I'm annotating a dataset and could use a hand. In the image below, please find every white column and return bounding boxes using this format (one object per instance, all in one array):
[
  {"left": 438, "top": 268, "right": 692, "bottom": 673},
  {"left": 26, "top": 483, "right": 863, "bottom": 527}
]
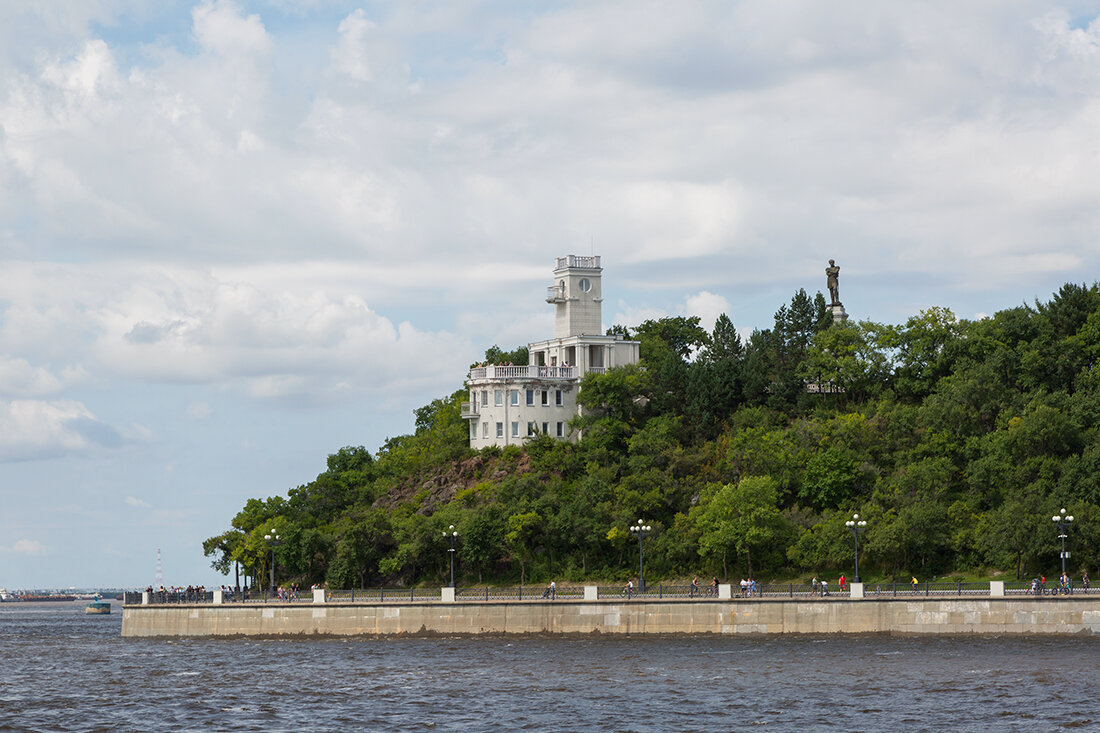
[
  {"left": 990, "top": 581, "right": 1005, "bottom": 597},
  {"left": 441, "top": 587, "right": 456, "bottom": 603},
  {"left": 212, "top": 590, "right": 224, "bottom": 605},
  {"left": 141, "top": 591, "right": 150, "bottom": 605},
  {"left": 313, "top": 588, "right": 326, "bottom": 604},
  {"left": 850, "top": 582, "right": 864, "bottom": 599},
  {"left": 718, "top": 584, "right": 732, "bottom": 599},
  {"left": 584, "top": 585, "right": 598, "bottom": 601}
]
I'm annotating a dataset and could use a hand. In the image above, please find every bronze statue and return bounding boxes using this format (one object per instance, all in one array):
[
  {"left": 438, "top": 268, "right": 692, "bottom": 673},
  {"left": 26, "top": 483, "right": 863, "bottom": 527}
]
[{"left": 825, "top": 259, "right": 840, "bottom": 305}]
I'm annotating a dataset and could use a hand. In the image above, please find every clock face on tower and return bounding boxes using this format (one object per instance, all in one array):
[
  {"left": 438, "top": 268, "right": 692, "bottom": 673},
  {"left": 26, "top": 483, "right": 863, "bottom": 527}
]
[{"left": 578, "top": 278, "right": 591, "bottom": 293}]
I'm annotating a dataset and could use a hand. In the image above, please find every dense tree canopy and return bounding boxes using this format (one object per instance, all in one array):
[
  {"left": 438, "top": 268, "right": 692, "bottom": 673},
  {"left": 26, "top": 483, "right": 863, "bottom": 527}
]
[{"left": 207, "top": 283, "right": 1100, "bottom": 589}]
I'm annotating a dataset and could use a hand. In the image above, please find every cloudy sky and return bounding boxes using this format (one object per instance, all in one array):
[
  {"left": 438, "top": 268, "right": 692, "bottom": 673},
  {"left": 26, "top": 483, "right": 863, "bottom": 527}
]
[{"left": 2, "top": 0, "right": 1099, "bottom": 589}]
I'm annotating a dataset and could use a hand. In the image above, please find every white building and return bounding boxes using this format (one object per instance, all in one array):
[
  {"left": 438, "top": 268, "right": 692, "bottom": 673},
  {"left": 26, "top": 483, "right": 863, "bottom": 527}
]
[{"left": 463, "top": 255, "right": 640, "bottom": 447}]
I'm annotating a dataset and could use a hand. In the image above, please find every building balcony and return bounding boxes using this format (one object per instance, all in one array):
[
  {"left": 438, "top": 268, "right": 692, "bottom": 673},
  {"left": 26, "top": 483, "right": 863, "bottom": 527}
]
[
  {"left": 555, "top": 255, "right": 600, "bottom": 271},
  {"left": 467, "top": 365, "right": 577, "bottom": 382},
  {"left": 546, "top": 285, "right": 566, "bottom": 303},
  {"left": 460, "top": 401, "right": 478, "bottom": 419}
]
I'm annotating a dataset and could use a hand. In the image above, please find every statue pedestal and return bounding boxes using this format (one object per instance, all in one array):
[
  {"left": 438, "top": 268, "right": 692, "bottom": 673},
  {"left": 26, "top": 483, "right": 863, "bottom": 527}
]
[{"left": 828, "top": 303, "right": 848, "bottom": 324}]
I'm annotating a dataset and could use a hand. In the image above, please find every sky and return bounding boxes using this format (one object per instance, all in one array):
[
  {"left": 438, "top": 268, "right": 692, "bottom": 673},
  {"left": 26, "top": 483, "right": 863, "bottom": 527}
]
[{"left": 2, "top": 0, "right": 1100, "bottom": 589}]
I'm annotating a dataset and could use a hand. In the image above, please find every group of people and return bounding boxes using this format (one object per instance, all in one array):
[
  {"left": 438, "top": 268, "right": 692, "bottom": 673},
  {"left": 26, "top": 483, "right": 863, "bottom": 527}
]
[
  {"left": 688, "top": 576, "right": 721, "bottom": 597},
  {"left": 1026, "top": 572, "right": 1090, "bottom": 595},
  {"left": 143, "top": 585, "right": 209, "bottom": 602},
  {"left": 276, "top": 583, "right": 302, "bottom": 601}
]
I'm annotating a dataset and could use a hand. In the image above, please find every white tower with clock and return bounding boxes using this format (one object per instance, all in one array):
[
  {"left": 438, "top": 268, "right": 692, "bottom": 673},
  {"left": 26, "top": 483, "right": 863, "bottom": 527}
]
[
  {"left": 548, "top": 256, "right": 603, "bottom": 338},
  {"left": 462, "top": 255, "right": 640, "bottom": 448}
]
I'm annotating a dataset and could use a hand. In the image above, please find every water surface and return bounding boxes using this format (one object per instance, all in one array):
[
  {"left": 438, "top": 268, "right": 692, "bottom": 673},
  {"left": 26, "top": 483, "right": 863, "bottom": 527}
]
[{"left": 1, "top": 602, "right": 1096, "bottom": 731}]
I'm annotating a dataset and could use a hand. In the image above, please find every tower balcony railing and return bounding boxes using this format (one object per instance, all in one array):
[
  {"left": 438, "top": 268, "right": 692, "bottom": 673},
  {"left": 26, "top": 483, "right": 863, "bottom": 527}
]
[
  {"left": 460, "top": 402, "right": 478, "bottom": 419},
  {"left": 546, "top": 285, "right": 566, "bottom": 303},
  {"left": 555, "top": 255, "right": 600, "bottom": 270},
  {"left": 467, "top": 365, "right": 577, "bottom": 382}
]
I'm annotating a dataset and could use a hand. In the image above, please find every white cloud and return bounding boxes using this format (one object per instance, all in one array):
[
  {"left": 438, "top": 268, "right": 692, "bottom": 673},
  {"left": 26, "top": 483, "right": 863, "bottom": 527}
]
[
  {"left": 0, "top": 399, "right": 122, "bottom": 461},
  {"left": 192, "top": 0, "right": 271, "bottom": 58},
  {"left": 682, "top": 291, "right": 732, "bottom": 334},
  {"left": 0, "top": 358, "right": 78, "bottom": 398},
  {"left": 12, "top": 539, "right": 47, "bottom": 556},
  {"left": 0, "top": 262, "right": 471, "bottom": 408},
  {"left": 125, "top": 496, "right": 152, "bottom": 508},
  {"left": 332, "top": 9, "right": 376, "bottom": 82}
]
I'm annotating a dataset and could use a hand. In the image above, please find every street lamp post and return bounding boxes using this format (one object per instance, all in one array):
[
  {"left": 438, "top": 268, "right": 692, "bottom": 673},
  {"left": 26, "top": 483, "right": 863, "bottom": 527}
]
[
  {"left": 1052, "top": 508, "right": 1074, "bottom": 581},
  {"left": 844, "top": 514, "right": 867, "bottom": 584},
  {"left": 263, "top": 532, "right": 282, "bottom": 595},
  {"left": 630, "top": 520, "right": 652, "bottom": 591},
  {"left": 444, "top": 525, "right": 458, "bottom": 588}
]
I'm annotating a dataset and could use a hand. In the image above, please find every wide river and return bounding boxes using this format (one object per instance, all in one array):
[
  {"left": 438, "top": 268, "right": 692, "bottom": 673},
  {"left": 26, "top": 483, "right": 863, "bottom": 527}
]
[{"left": 2, "top": 602, "right": 1097, "bottom": 731}]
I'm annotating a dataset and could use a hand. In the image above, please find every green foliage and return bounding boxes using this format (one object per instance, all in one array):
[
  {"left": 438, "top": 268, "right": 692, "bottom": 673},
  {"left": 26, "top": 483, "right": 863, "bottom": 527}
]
[
  {"left": 633, "top": 316, "right": 710, "bottom": 362},
  {"left": 206, "top": 280, "right": 1100, "bottom": 588},
  {"left": 476, "top": 344, "right": 530, "bottom": 368},
  {"left": 692, "top": 476, "right": 792, "bottom": 578}
]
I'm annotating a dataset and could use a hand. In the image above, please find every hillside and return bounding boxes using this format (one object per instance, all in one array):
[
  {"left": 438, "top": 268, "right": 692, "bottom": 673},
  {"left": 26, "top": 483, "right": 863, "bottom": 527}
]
[{"left": 205, "top": 284, "right": 1100, "bottom": 588}]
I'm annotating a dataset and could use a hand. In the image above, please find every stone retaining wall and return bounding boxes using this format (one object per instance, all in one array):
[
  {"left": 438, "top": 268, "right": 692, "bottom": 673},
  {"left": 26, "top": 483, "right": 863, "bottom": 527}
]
[{"left": 121, "top": 597, "right": 1100, "bottom": 637}]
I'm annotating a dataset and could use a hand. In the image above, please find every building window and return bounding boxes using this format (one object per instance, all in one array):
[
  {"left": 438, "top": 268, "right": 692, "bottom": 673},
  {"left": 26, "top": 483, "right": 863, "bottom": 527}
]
[
  {"left": 481, "top": 390, "right": 488, "bottom": 407},
  {"left": 496, "top": 422, "right": 503, "bottom": 438},
  {"left": 541, "top": 390, "right": 549, "bottom": 405},
  {"left": 555, "top": 390, "right": 563, "bottom": 406},
  {"left": 470, "top": 422, "right": 477, "bottom": 439},
  {"left": 482, "top": 422, "right": 488, "bottom": 438},
  {"left": 511, "top": 422, "right": 519, "bottom": 437},
  {"left": 510, "top": 390, "right": 519, "bottom": 406},
  {"left": 494, "top": 390, "right": 503, "bottom": 406},
  {"left": 556, "top": 422, "right": 564, "bottom": 437},
  {"left": 542, "top": 422, "right": 549, "bottom": 435},
  {"left": 527, "top": 421, "right": 536, "bottom": 437},
  {"left": 526, "top": 389, "right": 534, "bottom": 406}
]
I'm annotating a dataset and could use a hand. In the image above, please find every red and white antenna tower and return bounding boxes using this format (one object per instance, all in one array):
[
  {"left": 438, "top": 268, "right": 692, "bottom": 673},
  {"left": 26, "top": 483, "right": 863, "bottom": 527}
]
[{"left": 155, "top": 548, "right": 163, "bottom": 587}]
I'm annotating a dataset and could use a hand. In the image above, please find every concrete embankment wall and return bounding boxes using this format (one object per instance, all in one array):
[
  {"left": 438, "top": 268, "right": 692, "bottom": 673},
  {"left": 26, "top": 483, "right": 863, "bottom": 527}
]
[{"left": 121, "top": 597, "right": 1100, "bottom": 638}]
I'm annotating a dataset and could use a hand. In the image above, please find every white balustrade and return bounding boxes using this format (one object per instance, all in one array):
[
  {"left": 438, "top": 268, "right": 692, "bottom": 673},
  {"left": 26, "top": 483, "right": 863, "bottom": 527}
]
[{"left": 466, "top": 365, "right": 577, "bottom": 381}]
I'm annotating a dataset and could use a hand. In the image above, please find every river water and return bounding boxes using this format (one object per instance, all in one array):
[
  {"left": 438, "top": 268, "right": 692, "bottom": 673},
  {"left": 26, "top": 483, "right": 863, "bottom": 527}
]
[{"left": 1, "top": 602, "right": 1097, "bottom": 732}]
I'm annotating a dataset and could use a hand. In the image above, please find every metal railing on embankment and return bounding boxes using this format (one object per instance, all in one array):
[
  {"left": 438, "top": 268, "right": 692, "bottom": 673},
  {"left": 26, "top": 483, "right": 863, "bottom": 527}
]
[
  {"left": 455, "top": 586, "right": 586, "bottom": 601},
  {"left": 126, "top": 580, "right": 1096, "bottom": 606},
  {"left": 325, "top": 588, "right": 441, "bottom": 603},
  {"left": 125, "top": 591, "right": 214, "bottom": 604}
]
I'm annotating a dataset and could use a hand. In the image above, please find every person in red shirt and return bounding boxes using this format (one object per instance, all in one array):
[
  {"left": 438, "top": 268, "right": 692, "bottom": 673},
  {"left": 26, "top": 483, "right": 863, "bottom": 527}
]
[{"left": 839, "top": 574, "right": 847, "bottom": 593}]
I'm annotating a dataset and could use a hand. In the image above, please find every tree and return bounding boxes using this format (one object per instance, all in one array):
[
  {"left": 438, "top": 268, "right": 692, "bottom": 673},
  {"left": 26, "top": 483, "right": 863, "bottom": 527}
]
[
  {"left": 460, "top": 506, "right": 506, "bottom": 583},
  {"left": 685, "top": 314, "right": 744, "bottom": 436},
  {"left": 325, "top": 508, "right": 393, "bottom": 588},
  {"left": 797, "top": 320, "right": 890, "bottom": 404},
  {"left": 742, "top": 289, "right": 831, "bottom": 408},
  {"left": 577, "top": 363, "right": 650, "bottom": 419},
  {"left": 885, "top": 306, "right": 961, "bottom": 400},
  {"left": 800, "top": 447, "right": 862, "bottom": 511},
  {"left": 691, "top": 476, "right": 790, "bottom": 578},
  {"left": 633, "top": 316, "right": 710, "bottom": 362},
  {"left": 476, "top": 344, "right": 530, "bottom": 367},
  {"left": 505, "top": 511, "right": 543, "bottom": 585}
]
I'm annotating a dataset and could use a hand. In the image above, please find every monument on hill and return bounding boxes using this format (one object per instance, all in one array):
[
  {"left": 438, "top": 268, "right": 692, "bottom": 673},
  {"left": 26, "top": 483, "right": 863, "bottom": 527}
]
[{"left": 825, "top": 259, "right": 848, "bottom": 324}]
